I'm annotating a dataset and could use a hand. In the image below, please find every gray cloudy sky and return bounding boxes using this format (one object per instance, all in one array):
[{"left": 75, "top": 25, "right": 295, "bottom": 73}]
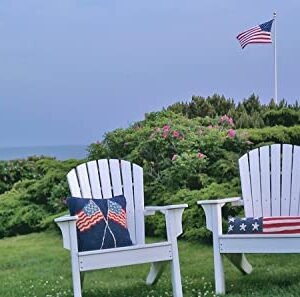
[{"left": 0, "top": 0, "right": 299, "bottom": 147}]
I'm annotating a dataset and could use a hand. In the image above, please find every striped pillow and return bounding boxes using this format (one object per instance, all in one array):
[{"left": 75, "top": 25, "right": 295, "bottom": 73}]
[{"left": 227, "top": 216, "right": 300, "bottom": 234}]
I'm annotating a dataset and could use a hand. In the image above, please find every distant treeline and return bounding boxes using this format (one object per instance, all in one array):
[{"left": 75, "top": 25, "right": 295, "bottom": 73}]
[{"left": 167, "top": 94, "right": 300, "bottom": 128}]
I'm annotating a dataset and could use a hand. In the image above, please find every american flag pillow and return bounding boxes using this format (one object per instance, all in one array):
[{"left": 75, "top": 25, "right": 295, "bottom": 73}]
[
  {"left": 228, "top": 216, "right": 300, "bottom": 234},
  {"left": 67, "top": 195, "right": 132, "bottom": 251}
]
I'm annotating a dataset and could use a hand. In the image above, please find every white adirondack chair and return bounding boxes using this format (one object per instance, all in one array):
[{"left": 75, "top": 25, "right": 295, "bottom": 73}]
[
  {"left": 198, "top": 144, "right": 300, "bottom": 295},
  {"left": 55, "top": 159, "right": 187, "bottom": 297}
]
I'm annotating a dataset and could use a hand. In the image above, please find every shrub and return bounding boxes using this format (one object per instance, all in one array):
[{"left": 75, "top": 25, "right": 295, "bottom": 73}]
[
  {"left": 0, "top": 158, "right": 81, "bottom": 238},
  {"left": 263, "top": 109, "right": 300, "bottom": 127}
]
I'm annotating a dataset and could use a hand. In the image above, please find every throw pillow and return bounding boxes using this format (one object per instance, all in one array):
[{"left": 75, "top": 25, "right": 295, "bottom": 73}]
[
  {"left": 67, "top": 195, "right": 133, "bottom": 252},
  {"left": 228, "top": 216, "right": 300, "bottom": 234}
]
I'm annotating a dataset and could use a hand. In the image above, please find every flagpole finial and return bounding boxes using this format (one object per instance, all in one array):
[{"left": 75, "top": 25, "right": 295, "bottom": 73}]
[{"left": 273, "top": 12, "right": 277, "bottom": 18}]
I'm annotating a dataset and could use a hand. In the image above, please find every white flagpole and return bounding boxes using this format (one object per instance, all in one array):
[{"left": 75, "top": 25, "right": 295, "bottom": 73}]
[{"left": 273, "top": 12, "right": 278, "bottom": 104}]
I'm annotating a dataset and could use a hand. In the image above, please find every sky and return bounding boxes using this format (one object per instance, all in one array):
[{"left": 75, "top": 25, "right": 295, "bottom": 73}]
[{"left": 0, "top": 0, "right": 299, "bottom": 147}]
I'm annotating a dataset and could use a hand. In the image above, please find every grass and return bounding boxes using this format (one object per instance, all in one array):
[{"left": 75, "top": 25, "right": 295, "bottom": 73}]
[{"left": 1, "top": 231, "right": 300, "bottom": 297}]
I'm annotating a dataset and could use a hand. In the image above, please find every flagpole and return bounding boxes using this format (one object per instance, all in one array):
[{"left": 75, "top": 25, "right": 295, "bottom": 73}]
[{"left": 273, "top": 12, "right": 278, "bottom": 104}]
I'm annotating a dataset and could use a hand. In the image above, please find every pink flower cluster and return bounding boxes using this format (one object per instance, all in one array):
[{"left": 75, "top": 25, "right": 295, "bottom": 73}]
[
  {"left": 171, "top": 152, "right": 206, "bottom": 161},
  {"left": 207, "top": 125, "right": 220, "bottom": 129},
  {"left": 227, "top": 129, "right": 236, "bottom": 138},
  {"left": 156, "top": 125, "right": 183, "bottom": 140},
  {"left": 219, "top": 115, "right": 234, "bottom": 126},
  {"left": 197, "top": 152, "right": 205, "bottom": 159}
]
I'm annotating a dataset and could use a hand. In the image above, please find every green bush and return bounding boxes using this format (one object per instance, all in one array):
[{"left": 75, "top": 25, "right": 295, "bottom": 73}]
[
  {"left": 0, "top": 157, "right": 46, "bottom": 195},
  {"left": 0, "top": 158, "right": 81, "bottom": 238},
  {"left": 246, "top": 126, "right": 300, "bottom": 146},
  {"left": 263, "top": 109, "right": 300, "bottom": 127}
]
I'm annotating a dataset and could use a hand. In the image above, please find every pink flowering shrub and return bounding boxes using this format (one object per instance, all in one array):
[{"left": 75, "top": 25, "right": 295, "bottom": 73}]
[{"left": 87, "top": 110, "right": 257, "bottom": 240}]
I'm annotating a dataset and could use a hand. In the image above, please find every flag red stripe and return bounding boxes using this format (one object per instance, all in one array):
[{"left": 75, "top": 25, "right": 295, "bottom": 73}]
[
  {"left": 77, "top": 213, "right": 104, "bottom": 229},
  {"left": 263, "top": 216, "right": 300, "bottom": 221},
  {"left": 77, "top": 216, "right": 103, "bottom": 230},
  {"left": 236, "top": 26, "right": 259, "bottom": 39},
  {"left": 263, "top": 222, "right": 300, "bottom": 228},
  {"left": 240, "top": 35, "right": 271, "bottom": 48},
  {"left": 77, "top": 211, "right": 103, "bottom": 225},
  {"left": 77, "top": 216, "right": 103, "bottom": 228},
  {"left": 108, "top": 212, "right": 127, "bottom": 228},
  {"left": 241, "top": 40, "right": 272, "bottom": 49},
  {"left": 77, "top": 212, "right": 104, "bottom": 226},
  {"left": 239, "top": 30, "right": 269, "bottom": 43},
  {"left": 240, "top": 33, "right": 271, "bottom": 46},
  {"left": 108, "top": 213, "right": 127, "bottom": 223},
  {"left": 77, "top": 215, "right": 104, "bottom": 231},
  {"left": 263, "top": 229, "right": 300, "bottom": 234}
]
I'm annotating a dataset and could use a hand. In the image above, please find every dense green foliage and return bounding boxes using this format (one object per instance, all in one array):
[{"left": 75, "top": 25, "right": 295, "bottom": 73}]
[
  {"left": 2, "top": 231, "right": 300, "bottom": 297},
  {"left": 167, "top": 94, "right": 300, "bottom": 128},
  {"left": 1, "top": 95, "right": 300, "bottom": 241},
  {"left": 0, "top": 157, "right": 81, "bottom": 238}
]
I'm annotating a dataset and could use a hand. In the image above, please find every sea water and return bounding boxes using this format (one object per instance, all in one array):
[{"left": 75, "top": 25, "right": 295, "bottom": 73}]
[{"left": 0, "top": 145, "right": 88, "bottom": 161}]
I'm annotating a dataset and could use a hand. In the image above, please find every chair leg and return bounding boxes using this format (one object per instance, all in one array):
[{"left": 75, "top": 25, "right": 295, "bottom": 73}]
[
  {"left": 170, "top": 250, "right": 183, "bottom": 297},
  {"left": 80, "top": 272, "right": 85, "bottom": 287},
  {"left": 226, "top": 253, "right": 253, "bottom": 275},
  {"left": 71, "top": 258, "right": 82, "bottom": 297},
  {"left": 213, "top": 247, "right": 225, "bottom": 295},
  {"left": 146, "top": 262, "right": 167, "bottom": 285}
]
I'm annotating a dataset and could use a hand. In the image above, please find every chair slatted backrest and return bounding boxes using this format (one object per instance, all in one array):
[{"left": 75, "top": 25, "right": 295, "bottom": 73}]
[
  {"left": 67, "top": 159, "right": 145, "bottom": 245},
  {"left": 239, "top": 144, "right": 300, "bottom": 217}
]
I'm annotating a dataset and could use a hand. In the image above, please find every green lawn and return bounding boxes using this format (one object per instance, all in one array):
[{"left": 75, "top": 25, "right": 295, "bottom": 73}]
[{"left": 1, "top": 232, "right": 300, "bottom": 297}]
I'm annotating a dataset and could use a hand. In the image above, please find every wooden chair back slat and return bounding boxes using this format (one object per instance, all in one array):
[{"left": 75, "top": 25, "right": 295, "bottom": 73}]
[
  {"left": 87, "top": 161, "right": 102, "bottom": 199},
  {"left": 67, "top": 169, "right": 82, "bottom": 198},
  {"left": 249, "top": 149, "right": 263, "bottom": 217},
  {"left": 97, "top": 160, "right": 113, "bottom": 198},
  {"left": 109, "top": 159, "right": 123, "bottom": 197},
  {"left": 270, "top": 144, "right": 281, "bottom": 216},
  {"left": 259, "top": 146, "right": 271, "bottom": 216},
  {"left": 133, "top": 164, "right": 145, "bottom": 245},
  {"left": 291, "top": 147, "right": 300, "bottom": 215},
  {"left": 281, "top": 144, "right": 293, "bottom": 215},
  {"left": 239, "top": 154, "right": 254, "bottom": 217},
  {"left": 76, "top": 164, "right": 93, "bottom": 198},
  {"left": 120, "top": 160, "right": 136, "bottom": 244}
]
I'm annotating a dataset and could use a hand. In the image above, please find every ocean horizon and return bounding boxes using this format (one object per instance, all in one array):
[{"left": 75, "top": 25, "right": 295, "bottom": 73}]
[{"left": 0, "top": 145, "right": 88, "bottom": 161}]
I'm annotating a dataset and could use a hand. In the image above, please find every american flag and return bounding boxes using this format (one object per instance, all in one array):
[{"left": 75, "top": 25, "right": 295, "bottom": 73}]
[
  {"left": 228, "top": 216, "right": 300, "bottom": 234},
  {"left": 236, "top": 19, "right": 273, "bottom": 49},
  {"left": 107, "top": 200, "right": 127, "bottom": 229},
  {"left": 76, "top": 200, "right": 104, "bottom": 232}
]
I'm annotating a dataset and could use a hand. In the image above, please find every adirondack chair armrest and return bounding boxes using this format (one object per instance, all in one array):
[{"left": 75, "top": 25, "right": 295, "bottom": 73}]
[
  {"left": 197, "top": 197, "right": 242, "bottom": 233},
  {"left": 144, "top": 204, "right": 188, "bottom": 238},
  {"left": 54, "top": 215, "right": 78, "bottom": 250},
  {"left": 197, "top": 197, "right": 242, "bottom": 206},
  {"left": 144, "top": 204, "right": 188, "bottom": 215}
]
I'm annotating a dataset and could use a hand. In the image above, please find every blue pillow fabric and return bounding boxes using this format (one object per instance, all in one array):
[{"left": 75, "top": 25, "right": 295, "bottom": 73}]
[
  {"left": 227, "top": 217, "right": 263, "bottom": 234},
  {"left": 67, "top": 195, "right": 133, "bottom": 252}
]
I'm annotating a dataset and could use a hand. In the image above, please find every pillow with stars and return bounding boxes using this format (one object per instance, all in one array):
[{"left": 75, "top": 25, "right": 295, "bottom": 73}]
[
  {"left": 227, "top": 216, "right": 300, "bottom": 234},
  {"left": 227, "top": 217, "right": 262, "bottom": 234}
]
